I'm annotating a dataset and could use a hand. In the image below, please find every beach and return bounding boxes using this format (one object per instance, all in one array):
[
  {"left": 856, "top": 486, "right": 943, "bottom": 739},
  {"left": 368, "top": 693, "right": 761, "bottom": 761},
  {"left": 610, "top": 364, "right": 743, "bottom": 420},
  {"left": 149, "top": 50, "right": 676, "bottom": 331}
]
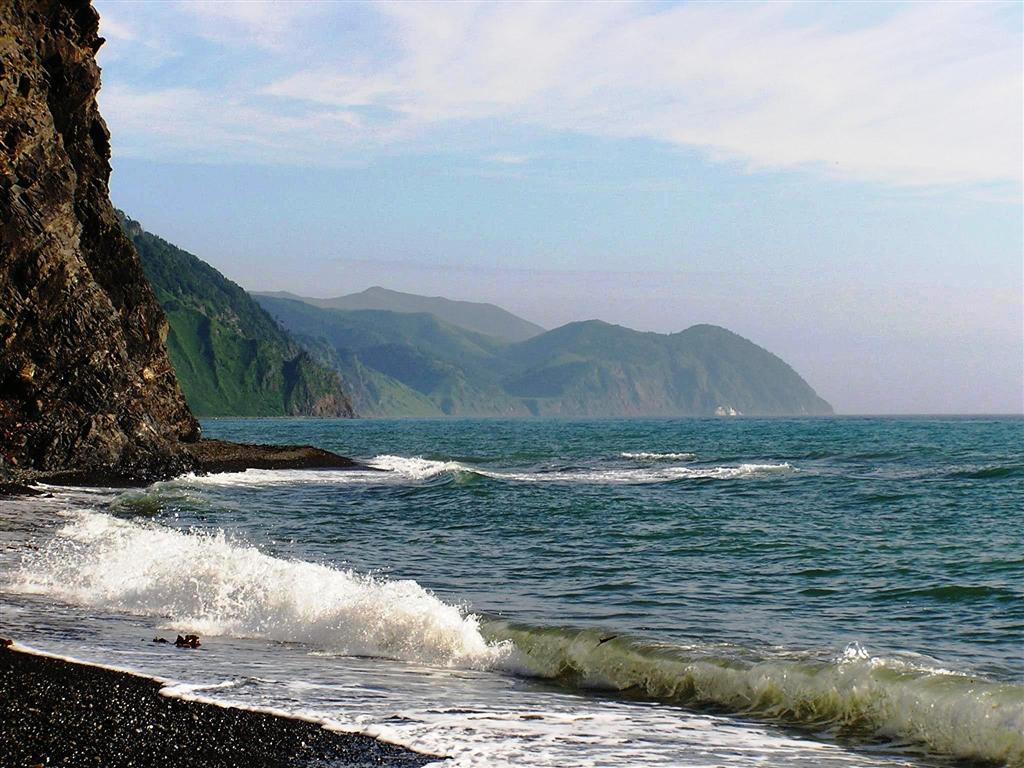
[{"left": 0, "top": 639, "right": 435, "bottom": 767}]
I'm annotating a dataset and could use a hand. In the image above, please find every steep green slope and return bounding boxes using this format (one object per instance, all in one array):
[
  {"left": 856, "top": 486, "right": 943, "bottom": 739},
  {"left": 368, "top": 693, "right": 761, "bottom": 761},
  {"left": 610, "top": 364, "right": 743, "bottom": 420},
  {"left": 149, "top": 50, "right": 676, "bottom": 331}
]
[
  {"left": 256, "top": 297, "right": 833, "bottom": 417},
  {"left": 123, "top": 216, "right": 353, "bottom": 418},
  {"left": 283, "top": 335, "right": 444, "bottom": 418},
  {"left": 256, "top": 296, "right": 527, "bottom": 416},
  {"left": 258, "top": 286, "right": 545, "bottom": 343}
]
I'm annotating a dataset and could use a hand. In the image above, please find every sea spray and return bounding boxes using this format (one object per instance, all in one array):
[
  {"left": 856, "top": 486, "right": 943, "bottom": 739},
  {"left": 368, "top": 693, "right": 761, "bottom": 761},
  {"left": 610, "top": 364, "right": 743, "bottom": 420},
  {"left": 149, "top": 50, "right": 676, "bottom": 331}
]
[
  {"left": 15, "top": 511, "right": 511, "bottom": 669},
  {"left": 12, "top": 509, "right": 1024, "bottom": 765}
]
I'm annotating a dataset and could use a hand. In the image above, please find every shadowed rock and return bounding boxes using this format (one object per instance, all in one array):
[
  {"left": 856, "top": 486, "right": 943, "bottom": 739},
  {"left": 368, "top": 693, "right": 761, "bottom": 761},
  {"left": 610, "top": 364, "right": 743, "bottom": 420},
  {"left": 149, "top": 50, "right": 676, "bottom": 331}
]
[
  {"left": 0, "top": 0, "right": 199, "bottom": 482},
  {"left": 0, "top": 1, "right": 360, "bottom": 494},
  {"left": 186, "top": 439, "right": 366, "bottom": 474}
]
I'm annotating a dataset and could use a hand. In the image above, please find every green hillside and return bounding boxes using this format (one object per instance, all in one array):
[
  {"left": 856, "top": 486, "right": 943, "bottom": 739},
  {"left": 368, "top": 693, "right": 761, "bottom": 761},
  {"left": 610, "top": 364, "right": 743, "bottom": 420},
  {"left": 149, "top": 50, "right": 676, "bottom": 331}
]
[
  {"left": 256, "top": 296, "right": 833, "bottom": 417},
  {"left": 123, "top": 215, "right": 353, "bottom": 418},
  {"left": 257, "top": 286, "right": 545, "bottom": 342},
  {"left": 255, "top": 298, "right": 526, "bottom": 416},
  {"left": 504, "top": 321, "right": 832, "bottom": 416}
]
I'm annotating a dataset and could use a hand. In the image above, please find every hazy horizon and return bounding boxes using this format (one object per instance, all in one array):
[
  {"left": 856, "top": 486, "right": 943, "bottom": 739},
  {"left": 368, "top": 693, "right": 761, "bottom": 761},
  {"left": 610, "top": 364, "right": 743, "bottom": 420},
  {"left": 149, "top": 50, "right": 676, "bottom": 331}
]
[{"left": 96, "top": 1, "right": 1022, "bottom": 416}]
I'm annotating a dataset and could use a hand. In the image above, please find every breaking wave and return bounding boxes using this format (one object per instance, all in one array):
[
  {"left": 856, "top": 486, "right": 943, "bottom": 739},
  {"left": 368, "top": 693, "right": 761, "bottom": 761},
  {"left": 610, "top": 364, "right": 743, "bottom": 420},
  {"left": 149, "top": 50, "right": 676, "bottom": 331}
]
[
  {"left": 14, "top": 511, "right": 509, "bottom": 669},
  {"left": 179, "top": 455, "right": 795, "bottom": 487},
  {"left": 488, "top": 622, "right": 1024, "bottom": 766},
  {"left": 12, "top": 510, "right": 1023, "bottom": 765}
]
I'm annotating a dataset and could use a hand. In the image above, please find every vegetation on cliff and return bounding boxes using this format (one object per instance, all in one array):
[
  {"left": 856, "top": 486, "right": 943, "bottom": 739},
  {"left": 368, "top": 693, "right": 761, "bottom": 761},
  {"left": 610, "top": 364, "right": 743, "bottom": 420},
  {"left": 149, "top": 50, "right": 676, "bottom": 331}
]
[{"left": 123, "top": 216, "right": 353, "bottom": 418}]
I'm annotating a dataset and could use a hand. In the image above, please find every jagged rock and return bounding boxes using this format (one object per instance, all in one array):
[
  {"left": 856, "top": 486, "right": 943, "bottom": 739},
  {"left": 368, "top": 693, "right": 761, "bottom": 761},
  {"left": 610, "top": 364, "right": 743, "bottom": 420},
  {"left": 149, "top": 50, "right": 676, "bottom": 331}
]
[{"left": 0, "top": 0, "right": 200, "bottom": 481}]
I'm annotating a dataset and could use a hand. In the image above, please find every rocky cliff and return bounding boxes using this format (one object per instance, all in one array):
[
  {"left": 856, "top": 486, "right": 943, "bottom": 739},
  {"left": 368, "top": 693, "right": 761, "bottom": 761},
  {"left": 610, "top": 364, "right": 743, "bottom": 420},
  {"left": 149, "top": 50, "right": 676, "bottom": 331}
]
[{"left": 0, "top": 0, "right": 200, "bottom": 481}]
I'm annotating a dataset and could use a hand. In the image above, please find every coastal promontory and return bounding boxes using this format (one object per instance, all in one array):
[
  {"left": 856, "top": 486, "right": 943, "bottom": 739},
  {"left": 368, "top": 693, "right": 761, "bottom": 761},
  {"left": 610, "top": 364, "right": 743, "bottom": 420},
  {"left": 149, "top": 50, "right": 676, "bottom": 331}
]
[
  {"left": 0, "top": 0, "right": 357, "bottom": 488},
  {"left": 0, "top": 0, "right": 200, "bottom": 481}
]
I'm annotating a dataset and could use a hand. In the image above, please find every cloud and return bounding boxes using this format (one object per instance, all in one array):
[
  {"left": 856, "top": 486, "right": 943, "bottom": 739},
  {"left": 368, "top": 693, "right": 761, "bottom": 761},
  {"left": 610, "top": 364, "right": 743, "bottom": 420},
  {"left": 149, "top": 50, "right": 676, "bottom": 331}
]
[
  {"left": 176, "top": 0, "right": 328, "bottom": 52},
  {"left": 97, "top": 12, "right": 136, "bottom": 42},
  {"left": 98, "top": 84, "right": 367, "bottom": 165},
  {"left": 486, "top": 154, "right": 530, "bottom": 165},
  {"left": 97, "top": 1, "right": 1021, "bottom": 187}
]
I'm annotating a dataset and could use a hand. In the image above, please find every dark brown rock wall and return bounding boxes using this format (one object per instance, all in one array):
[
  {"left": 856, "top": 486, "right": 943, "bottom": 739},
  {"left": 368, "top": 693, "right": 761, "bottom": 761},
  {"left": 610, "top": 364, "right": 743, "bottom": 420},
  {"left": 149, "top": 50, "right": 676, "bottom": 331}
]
[{"left": 0, "top": 0, "right": 200, "bottom": 480}]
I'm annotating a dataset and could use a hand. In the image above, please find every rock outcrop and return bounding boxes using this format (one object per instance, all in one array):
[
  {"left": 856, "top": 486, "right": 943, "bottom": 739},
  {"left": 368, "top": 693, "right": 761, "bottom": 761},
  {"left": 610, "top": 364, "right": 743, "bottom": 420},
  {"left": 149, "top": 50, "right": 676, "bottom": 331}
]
[{"left": 0, "top": 0, "right": 200, "bottom": 481}]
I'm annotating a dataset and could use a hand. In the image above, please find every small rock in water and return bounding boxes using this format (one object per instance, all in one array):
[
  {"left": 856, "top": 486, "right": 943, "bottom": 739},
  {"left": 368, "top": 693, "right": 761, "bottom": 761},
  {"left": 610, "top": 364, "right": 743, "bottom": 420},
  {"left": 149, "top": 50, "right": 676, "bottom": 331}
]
[
  {"left": 174, "top": 634, "right": 201, "bottom": 649},
  {"left": 152, "top": 637, "right": 168, "bottom": 644}
]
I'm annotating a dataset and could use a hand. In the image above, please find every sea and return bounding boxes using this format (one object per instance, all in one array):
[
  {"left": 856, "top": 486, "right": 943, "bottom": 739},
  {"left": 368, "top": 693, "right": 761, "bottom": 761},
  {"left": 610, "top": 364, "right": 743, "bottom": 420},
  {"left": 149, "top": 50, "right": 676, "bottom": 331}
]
[{"left": 1, "top": 417, "right": 1022, "bottom": 767}]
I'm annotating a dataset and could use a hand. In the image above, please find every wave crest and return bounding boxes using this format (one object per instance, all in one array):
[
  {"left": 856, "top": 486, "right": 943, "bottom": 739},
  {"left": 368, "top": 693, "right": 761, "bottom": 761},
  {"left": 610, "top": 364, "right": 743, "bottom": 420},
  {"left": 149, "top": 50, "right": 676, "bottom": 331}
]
[
  {"left": 171, "top": 455, "right": 795, "bottom": 488},
  {"left": 13, "top": 511, "right": 1023, "bottom": 765},
  {"left": 14, "top": 512, "right": 509, "bottom": 669},
  {"left": 620, "top": 452, "right": 697, "bottom": 461},
  {"left": 485, "top": 622, "right": 1024, "bottom": 766}
]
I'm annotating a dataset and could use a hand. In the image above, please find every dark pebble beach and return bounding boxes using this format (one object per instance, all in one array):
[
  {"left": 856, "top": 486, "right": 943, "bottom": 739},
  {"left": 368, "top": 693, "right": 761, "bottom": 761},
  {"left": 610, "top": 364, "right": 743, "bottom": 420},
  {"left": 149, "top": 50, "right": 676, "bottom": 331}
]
[{"left": 0, "top": 641, "right": 438, "bottom": 768}]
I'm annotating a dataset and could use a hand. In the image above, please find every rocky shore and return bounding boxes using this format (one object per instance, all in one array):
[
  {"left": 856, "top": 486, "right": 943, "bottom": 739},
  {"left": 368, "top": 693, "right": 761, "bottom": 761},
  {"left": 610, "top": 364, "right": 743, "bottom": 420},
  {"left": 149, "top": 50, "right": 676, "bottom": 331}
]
[
  {"left": 1, "top": 0, "right": 202, "bottom": 483},
  {"left": 0, "top": 437, "right": 372, "bottom": 495},
  {"left": 0, "top": 640, "right": 436, "bottom": 767},
  {"left": 0, "top": 4, "right": 419, "bottom": 762}
]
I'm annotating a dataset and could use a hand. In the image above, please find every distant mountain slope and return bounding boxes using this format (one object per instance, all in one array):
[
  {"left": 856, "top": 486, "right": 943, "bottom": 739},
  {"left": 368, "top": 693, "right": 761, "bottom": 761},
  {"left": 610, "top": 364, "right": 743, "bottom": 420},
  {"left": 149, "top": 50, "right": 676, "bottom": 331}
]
[
  {"left": 505, "top": 321, "right": 833, "bottom": 416},
  {"left": 255, "top": 296, "right": 833, "bottom": 417},
  {"left": 256, "top": 297, "right": 526, "bottom": 417},
  {"left": 123, "top": 216, "right": 353, "bottom": 418},
  {"left": 258, "top": 287, "right": 545, "bottom": 343}
]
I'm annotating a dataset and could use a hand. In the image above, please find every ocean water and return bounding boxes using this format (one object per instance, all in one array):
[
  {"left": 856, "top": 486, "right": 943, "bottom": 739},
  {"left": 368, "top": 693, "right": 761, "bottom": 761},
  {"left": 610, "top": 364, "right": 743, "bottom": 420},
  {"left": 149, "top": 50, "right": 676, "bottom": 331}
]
[{"left": 2, "top": 417, "right": 1022, "bottom": 766}]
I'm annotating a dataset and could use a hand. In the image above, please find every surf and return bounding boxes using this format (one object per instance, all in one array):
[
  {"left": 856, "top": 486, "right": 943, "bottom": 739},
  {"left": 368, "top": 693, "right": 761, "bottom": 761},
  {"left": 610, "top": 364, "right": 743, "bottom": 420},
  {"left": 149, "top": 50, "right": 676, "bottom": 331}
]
[
  {"left": 486, "top": 621, "right": 1024, "bottom": 766},
  {"left": 12, "top": 509, "right": 1023, "bottom": 766},
  {"left": 172, "top": 454, "right": 797, "bottom": 487},
  {"left": 13, "top": 511, "right": 509, "bottom": 669}
]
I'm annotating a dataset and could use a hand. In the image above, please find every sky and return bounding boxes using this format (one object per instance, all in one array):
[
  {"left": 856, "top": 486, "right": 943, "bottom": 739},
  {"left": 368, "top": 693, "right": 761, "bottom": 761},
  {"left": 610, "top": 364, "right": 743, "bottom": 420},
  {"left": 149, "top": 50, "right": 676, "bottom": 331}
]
[{"left": 93, "top": 0, "right": 1023, "bottom": 414}]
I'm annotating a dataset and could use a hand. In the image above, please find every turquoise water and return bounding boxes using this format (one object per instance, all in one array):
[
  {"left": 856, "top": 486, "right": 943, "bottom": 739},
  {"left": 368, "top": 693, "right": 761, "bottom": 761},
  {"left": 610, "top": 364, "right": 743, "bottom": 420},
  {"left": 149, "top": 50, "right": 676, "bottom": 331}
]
[{"left": 3, "top": 417, "right": 1022, "bottom": 766}]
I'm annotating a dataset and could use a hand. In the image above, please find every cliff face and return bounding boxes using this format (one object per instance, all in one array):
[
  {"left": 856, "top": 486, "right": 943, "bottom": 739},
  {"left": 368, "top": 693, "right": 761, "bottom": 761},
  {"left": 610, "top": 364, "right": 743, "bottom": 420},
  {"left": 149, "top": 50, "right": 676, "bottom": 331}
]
[{"left": 0, "top": 0, "right": 200, "bottom": 480}]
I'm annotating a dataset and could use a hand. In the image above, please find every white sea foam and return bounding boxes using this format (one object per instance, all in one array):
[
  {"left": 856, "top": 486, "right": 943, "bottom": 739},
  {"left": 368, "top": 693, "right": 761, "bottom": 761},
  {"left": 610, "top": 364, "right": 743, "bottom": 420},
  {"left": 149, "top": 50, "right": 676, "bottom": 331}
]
[
  {"left": 366, "top": 455, "right": 793, "bottom": 484},
  {"left": 171, "top": 457, "right": 795, "bottom": 488},
  {"left": 11, "top": 510, "right": 1023, "bottom": 765},
  {"left": 620, "top": 452, "right": 697, "bottom": 461},
  {"left": 478, "top": 462, "right": 794, "bottom": 484},
  {"left": 489, "top": 624, "right": 1024, "bottom": 766},
  {"left": 367, "top": 455, "right": 472, "bottom": 479},
  {"left": 14, "top": 511, "right": 510, "bottom": 669},
  {"left": 179, "top": 468, "right": 389, "bottom": 487}
]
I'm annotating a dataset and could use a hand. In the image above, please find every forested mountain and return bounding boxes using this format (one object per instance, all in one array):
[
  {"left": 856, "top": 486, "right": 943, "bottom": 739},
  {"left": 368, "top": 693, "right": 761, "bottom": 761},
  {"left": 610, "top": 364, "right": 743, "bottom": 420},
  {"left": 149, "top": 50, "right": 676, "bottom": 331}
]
[
  {"left": 123, "top": 218, "right": 830, "bottom": 420},
  {"left": 256, "top": 295, "right": 833, "bottom": 418}
]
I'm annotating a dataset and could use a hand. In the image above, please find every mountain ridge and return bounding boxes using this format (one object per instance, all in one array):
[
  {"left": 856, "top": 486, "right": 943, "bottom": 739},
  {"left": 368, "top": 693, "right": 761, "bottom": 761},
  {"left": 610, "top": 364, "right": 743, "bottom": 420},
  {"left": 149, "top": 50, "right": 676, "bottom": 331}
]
[
  {"left": 256, "top": 286, "right": 545, "bottom": 343},
  {"left": 256, "top": 295, "right": 833, "bottom": 418}
]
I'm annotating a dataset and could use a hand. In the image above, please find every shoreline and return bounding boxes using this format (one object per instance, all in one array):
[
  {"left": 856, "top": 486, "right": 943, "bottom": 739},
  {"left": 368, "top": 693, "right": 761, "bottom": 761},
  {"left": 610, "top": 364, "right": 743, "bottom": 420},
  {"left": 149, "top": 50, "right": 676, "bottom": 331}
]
[
  {"left": 0, "top": 639, "right": 439, "bottom": 767},
  {"left": 0, "top": 437, "right": 377, "bottom": 497}
]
